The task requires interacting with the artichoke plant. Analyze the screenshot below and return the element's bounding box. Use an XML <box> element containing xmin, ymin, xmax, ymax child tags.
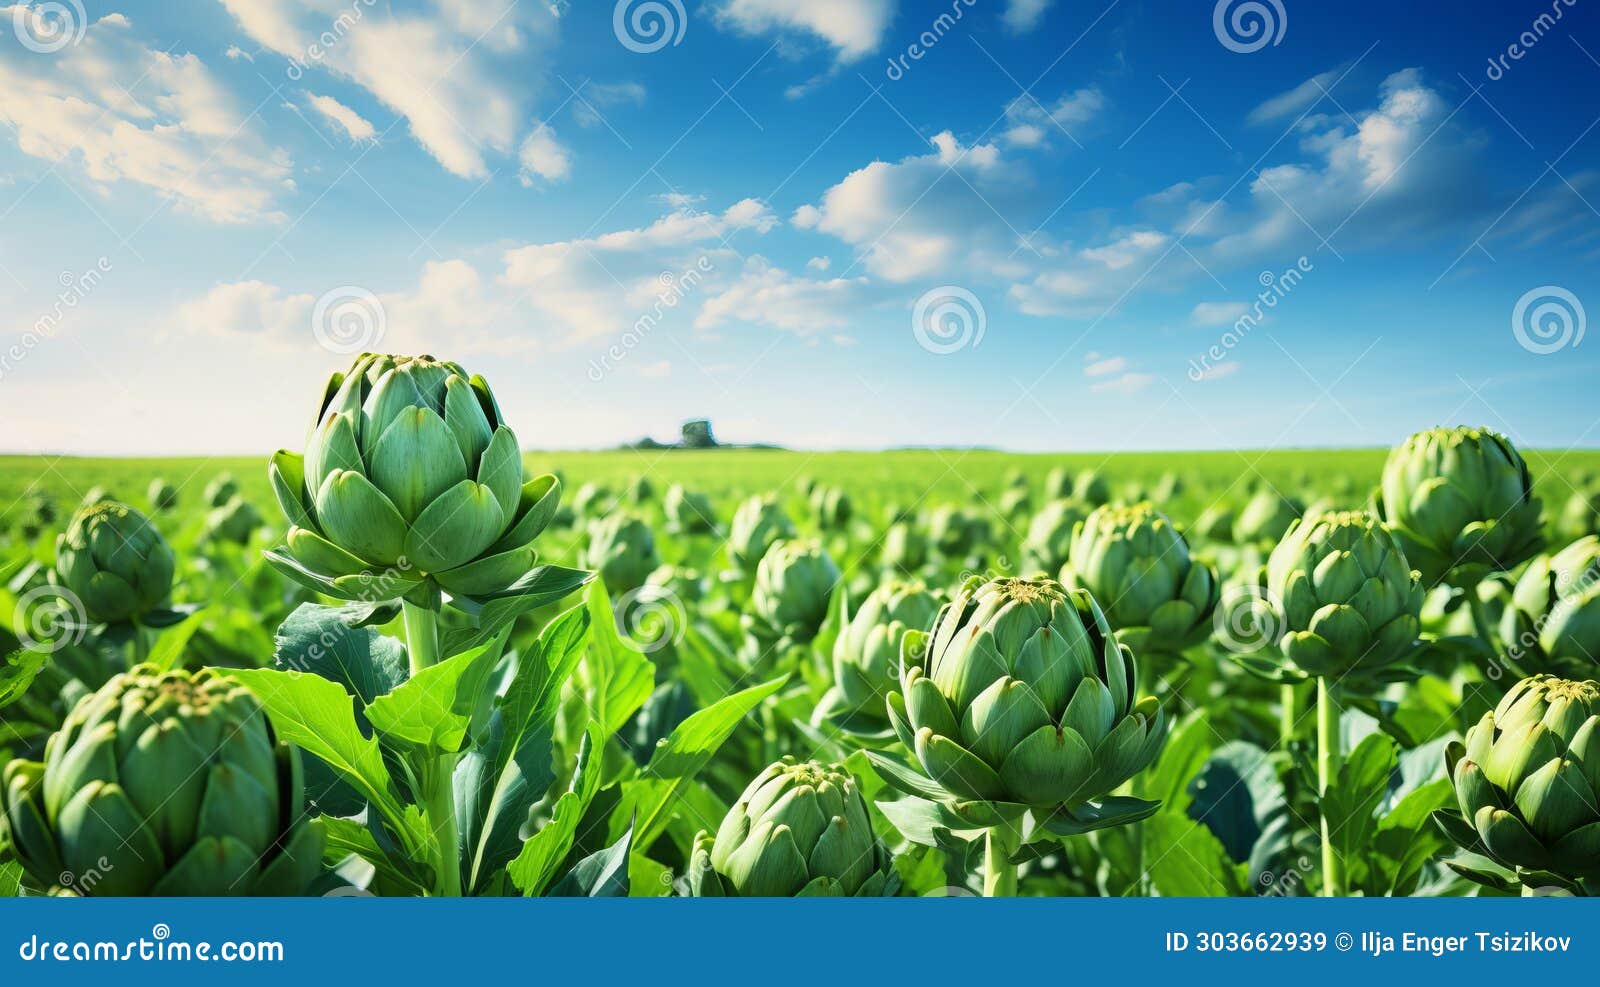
<box><xmin>54</xmin><ymin>500</ymin><xmax>175</xmax><ymax>625</ymax></box>
<box><xmin>1073</xmin><ymin>470</ymin><xmax>1111</xmax><ymax>506</ymax></box>
<box><xmin>1499</xmin><ymin>536</ymin><xmax>1600</xmax><ymax>677</ymax></box>
<box><xmin>1556</xmin><ymin>488</ymin><xmax>1599</xmax><ymax>543</ymax></box>
<box><xmin>203</xmin><ymin>472</ymin><xmax>240</xmax><ymax>508</ymax></box>
<box><xmin>687</xmin><ymin>758</ymin><xmax>897</xmax><ymax>896</ymax></box>
<box><xmin>571</xmin><ymin>482</ymin><xmax>612</xmax><ymax>519</ymax></box>
<box><xmin>1260</xmin><ymin>510</ymin><xmax>1424</xmax><ymax>684</ymax></box>
<box><xmin>881</xmin><ymin>521</ymin><xmax>928</xmax><ymax>573</ymax></box>
<box><xmin>0</xmin><ymin>666</ymin><xmax>324</xmax><ymax>895</ymax></box>
<box><xmin>1434</xmin><ymin>674</ymin><xmax>1600</xmax><ymax>895</ymax></box>
<box><xmin>1019</xmin><ymin>499</ymin><xmax>1087</xmax><ymax>574</ymax></box>
<box><xmin>204</xmin><ymin>497</ymin><xmax>263</xmax><ymax>546</ymax></box>
<box><xmin>1060</xmin><ymin>503</ymin><xmax>1219</xmax><ymax>657</ymax></box>
<box><xmin>624</xmin><ymin>474</ymin><xmax>654</xmax><ymax>504</ymax></box>
<box><xmin>146</xmin><ymin>479</ymin><xmax>179</xmax><ymax>512</ymax></box>
<box><xmin>582</xmin><ymin>514</ymin><xmax>660</xmax><ymax>597</ymax></box>
<box><xmin>1376</xmin><ymin>426</ymin><xmax>1543</xmax><ymax>588</ymax></box>
<box><xmin>726</xmin><ymin>495</ymin><xmax>796</xmax><ymax>576</ymax></box>
<box><xmin>664</xmin><ymin>484</ymin><xmax>716</xmax><ymax>534</ymax></box>
<box><xmin>927</xmin><ymin>505</ymin><xmax>990</xmax><ymax>560</ymax></box>
<box><xmin>744</xmin><ymin>538</ymin><xmax>840</xmax><ymax>653</ymax></box>
<box><xmin>998</xmin><ymin>487</ymin><xmax>1032</xmax><ymax>522</ymax></box>
<box><xmin>811</xmin><ymin>485</ymin><xmax>853</xmax><ymax>529</ymax></box>
<box><xmin>1235</xmin><ymin>487</ymin><xmax>1304</xmax><ymax>546</ymax></box>
<box><xmin>1190</xmin><ymin>504</ymin><xmax>1235</xmax><ymax>543</ymax></box>
<box><xmin>831</xmin><ymin>578</ymin><xmax>940</xmax><ymax>721</ymax></box>
<box><xmin>265</xmin><ymin>353</ymin><xmax>563</xmax><ymax>603</ymax></box>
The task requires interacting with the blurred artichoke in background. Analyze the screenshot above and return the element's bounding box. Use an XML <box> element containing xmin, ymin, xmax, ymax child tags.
<box><xmin>204</xmin><ymin>498</ymin><xmax>263</xmax><ymax>547</ymax></box>
<box><xmin>688</xmin><ymin>758</ymin><xmax>897</xmax><ymax>896</ymax></box>
<box><xmin>745</xmin><ymin>538</ymin><xmax>840</xmax><ymax>652</ymax></box>
<box><xmin>1235</xmin><ymin>487</ymin><xmax>1304</xmax><ymax>546</ymax></box>
<box><xmin>0</xmin><ymin>666</ymin><xmax>324</xmax><ymax>895</ymax></box>
<box><xmin>998</xmin><ymin>487</ymin><xmax>1032</xmax><ymax>521</ymax></box>
<box><xmin>146</xmin><ymin>479</ymin><xmax>179</xmax><ymax>513</ymax></box>
<box><xmin>1073</xmin><ymin>469</ymin><xmax>1112</xmax><ymax>506</ymax></box>
<box><xmin>726</xmin><ymin>495</ymin><xmax>796</xmax><ymax>575</ymax></box>
<box><xmin>79</xmin><ymin>486</ymin><xmax>115</xmax><ymax>508</ymax></box>
<box><xmin>1150</xmin><ymin>471</ymin><xmax>1184</xmax><ymax>503</ymax></box>
<box><xmin>54</xmin><ymin>500</ymin><xmax>175</xmax><ymax>625</ymax></box>
<box><xmin>1190</xmin><ymin>504</ymin><xmax>1235</xmax><ymax>543</ymax></box>
<box><xmin>571</xmin><ymin>482</ymin><xmax>612</xmax><ymax>518</ymax></box>
<box><xmin>1061</xmin><ymin>503</ymin><xmax>1218</xmax><ymax>657</ymax></box>
<box><xmin>646</xmin><ymin>563</ymin><xmax>709</xmax><ymax>605</ymax></box>
<box><xmin>203</xmin><ymin>473</ymin><xmax>240</xmax><ymax>508</ymax></box>
<box><xmin>927</xmin><ymin>505</ymin><xmax>991</xmax><ymax>560</ymax></box>
<box><xmin>18</xmin><ymin>495</ymin><xmax>57</xmax><ymax>541</ymax></box>
<box><xmin>1019</xmin><ymin>499</ymin><xmax>1088</xmax><ymax>574</ymax></box>
<box><xmin>1261</xmin><ymin>510</ymin><xmax>1423</xmax><ymax>683</ymax></box>
<box><xmin>885</xmin><ymin>576</ymin><xmax>1165</xmax><ymax>814</ymax></box>
<box><xmin>1377</xmin><ymin>426</ymin><xmax>1543</xmax><ymax>587</ymax></box>
<box><xmin>1045</xmin><ymin>466</ymin><xmax>1074</xmax><ymax>499</ymax></box>
<box><xmin>664</xmin><ymin>484</ymin><xmax>716</xmax><ymax>534</ymax></box>
<box><xmin>266</xmin><ymin>354</ymin><xmax>563</xmax><ymax>602</ymax></box>
<box><xmin>624</xmin><ymin>474</ymin><xmax>654</xmax><ymax>504</ymax></box>
<box><xmin>1556</xmin><ymin>488</ymin><xmax>1600</xmax><ymax>543</ymax></box>
<box><xmin>810</xmin><ymin>485</ymin><xmax>853</xmax><ymax>529</ymax></box>
<box><xmin>881</xmin><ymin>520</ymin><xmax>928</xmax><ymax>574</ymax></box>
<box><xmin>1435</xmin><ymin>674</ymin><xmax>1600</xmax><ymax>895</ymax></box>
<box><xmin>1499</xmin><ymin>536</ymin><xmax>1600</xmax><ymax>677</ymax></box>
<box><xmin>583</xmin><ymin>514</ymin><xmax>660</xmax><ymax>597</ymax></box>
<box><xmin>832</xmin><ymin>578</ymin><xmax>939</xmax><ymax>719</ymax></box>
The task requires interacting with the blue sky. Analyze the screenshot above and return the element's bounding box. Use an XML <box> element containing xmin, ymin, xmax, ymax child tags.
<box><xmin>1</xmin><ymin>0</ymin><xmax>1597</xmax><ymax>455</ymax></box>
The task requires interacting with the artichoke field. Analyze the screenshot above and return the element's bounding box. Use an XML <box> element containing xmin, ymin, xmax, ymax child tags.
<box><xmin>3</xmin><ymin>396</ymin><xmax>1599</xmax><ymax>898</ymax></box>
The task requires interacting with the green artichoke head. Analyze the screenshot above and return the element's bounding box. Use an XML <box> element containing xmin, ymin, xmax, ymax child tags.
<box><xmin>1263</xmin><ymin>510</ymin><xmax>1424</xmax><ymax>682</ymax></box>
<box><xmin>727</xmin><ymin>495</ymin><xmax>796</xmax><ymax>574</ymax></box>
<box><xmin>203</xmin><ymin>472</ymin><xmax>239</xmax><ymax>508</ymax></box>
<box><xmin>1556</xmin><ymin>488</ymin><xmax>1600</xmax><ymax>544</ymax></box>
<box><xmin>663</xmin><ymin>484</ymin><xmax>716</xmax><ymax>534</ymax></box>
<box><xmin>1</xmin><ymin>665</ymin><xmax>323</xmax><ymax>895</ymax></box>
<box><xmin>1235</xmin><ymin>487</ymin><xmax>1305</xmax><ymax>546</ymax></box>
<box><xmin>624</xmin><ymin>474</ymin><xmax>654</xmax><ymax>504</ymax></box>
<box><xmin>1061</xmin><ymin>502</ymin><xmax>1219</xmax><ymax>656</ymax></box>
<box><xmin>1020</xmin><ymin>499</ymin><xmax>1088</xmax><ymax>574</ymax></box>
<box><xmin>926</xmin><ymin>504</ymin><xmax>991</xmax><ymax>559</ymax></box>
<box><xmin>832</xmin><ymin>578</ymin><xmax>940</xmax><ymax>717</ymax></box>
<box><xmin>1440</xmin><ymin>674</ymin><xmax>1600</xmax><ymax>889</ymax></box>
<box><xmin>571</xmin><ymin>482</ymin><xmax>612</xmax><ymax>518</ymax></box>
<box><xmin>887</xmin><ymin>576</ymin><xmax>1165</xmax><ymax>813</ymax></box>
<box><xmin>1502</xmin><ymin>536</ymin><xmax>1600</xmax><ymax>677</ymax></box>
<box><xmin>688</xmin><ymin>758</ymin><xmax>897</xmax><ymax>896</ymax></box>
<box><xmin>266</xmin><ymin>353</ymin><xmax>563</xmax><ymax>602</ymax></box>
<box><xmin>54</xmin><ymin>500</ymin><xmax>175</xmax><ymax>625</ymax></box>
<box><xmin>1073</xmin><ymin>469</ymin><xmax>1112</xmax><ymax>506</ymax></box>
<box><xmin>204</xmin><ymin>497</ymin><xmax>264</xmax><ymax>547</ymax></box>
<box><xmin>646</xmin><ymin>563</ymin><xmax>708</xmax><ymax>604</ymax></box>
<box><xmin>998</xmin><ymin>487</ymin><xmax>1033</xmax><ymax>521</ymax></box>
<box><xmin>1377</xmin><ymin>426</ymin><xmax>1544</xmax><ymax>587</ymax></box>
<box><xmin>146</xmin><ymin>479</ymin><xmax>179</xmax><ymax>512</ymax></box>
<box><xmin>1191</xmin><ymin>504</ymin><xmax>1236</xmax><ymax>543</ymax></box>
<box><xmin>810</xmin><ymin>485</ymin><xmax>853</xmax><ymax>529</ymax></box>
<box><xmin>882</xmin><ymin>520</ymin><xmax>928</xmax><ymax>573</ymax></box>
<box><xmin>747</xmin><ymin>538</ymin><xmax>841</xmax><ymax>648</ymax></box>
<box><xmin>582</xmin><ymin>513</ymin><xmax>660</xmax><ymax>597</ymax></box>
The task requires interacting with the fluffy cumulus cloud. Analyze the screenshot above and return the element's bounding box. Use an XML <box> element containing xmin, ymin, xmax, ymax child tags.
<box><xmin>695</xmin><ymin>256</ymin><xmax>873</xmax><ymax>335</ymax></box>
<box><xmin>1191</xmin><ymin>301</ymin><xmax>1251</xmax><ymax>326</ymax></box>
<box><xmin>518</xmin><ymin>123</ymin><xmax>571</xmax><ymax>184</ymax></box>
<box><xmin>0</xmin><ymin>9</ymin><xmax>293</xmax><ymax>223</ymax></box>
<box><xmin>713</xmin><ymin>0</ymin><xmax>895</xmax><ymax>62</ymax></box>
<box><xmin>215</xmin><ymin>0</ymin><xmax>560</xmax><ymax>180</ymax></box>
<box><xmin>1082</xmin><ymin>353</ymin><xmax>1153</xmax><ymax>394</ymax></box>
<box><xmin>1002</xmin><ymin>0</ymin><xmax>1052</xmax><ymax>32</ymax></box>
<box><xmin>1002</xmin><ymin>88</ymin><xmax>1103</xmax><ymax>147</ymax></box>
<box><xmin>304</xmin><ymin>92</ymin><xmax>376</xmax><ymax>142</ymax></box>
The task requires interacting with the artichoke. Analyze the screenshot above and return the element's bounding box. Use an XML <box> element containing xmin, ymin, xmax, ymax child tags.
<box><xmin>811</xmin><ymin>485</ymin><xmax>853</xmax><ymax>529</ymax></box>
<box><xmin>1435</xmin><ymin>674</ymin><xmax>1600</xmax><ymax>894</ymax></box>
<box><xmin>582</xmin><ymin>514</ymin><xmax>660</xmax><ymax>597</ymax></box>
<box><xmin>832</xmin><ymin>578</ymin><xmax>940</xmax><ymax>719</ymax></box>
<box><xmin>146</xmin><ymin>479</ymin><xmax>179</xmax><ymax>512</ymax></box>
<box><xmin>1261</xmin><ymin>510</ymin><xmax>1423</xmax><ymax>682</ymax></box>
<box><xmin>1061</xmin><ymin>503</ymin><xmax>1219</xmax><ymax>656</ymax></box>
<box><xmin>624</xmin><ymin>474</ymin><xmax>654</xmax><ymax>504</ymax></box>
<box><xmin>1556</xmin><ymin>488</ymin><xmax>1599</xmax><ymax>543</ymax></box>
<box><xmin>927</xmin><ymin>505</ymin><xmax>990</xmax><ymax>559</ymax></box>
<box><xmin>1235</xmin><ymin>487</ymin><xmax>1304</xmax><ymax>546</ymax></box>
<box><xmin>204</xmin><ymin>498</ymin><xmax>263</xmax><ymax>546</ymax></box>
<box><xmin>881</xmin><ymin>521</ymin><xmax>928</xmax><ymax>573</ymax></box>
<box><xmin>1377</xmin><ymin>426</ymin><xmax>1543</xmax><ymax>587</ymax></box>
<box><xmin>1</xmin><ymin>666</ymin><xmax>324</xmax><ymax>895</ymax></box>
<box><xmin>745</xmin><ymin>539</ymin><xmax>840</xmax><ymax>651</ymax></box>
<box><xmin>54</xmin><ymin>500</ymin><xmax>175</xmax><ymax>625</ymax></box>
<box><xmin>571</xmin><ymin>482</ymin><xmax>612</xmax><ymax>518</ymax></box>
<box><xmin>266</xmin><ymin>353</ymin><xmax>563</xmax><ymax>602</ymax></box>
<box><xmin>726</xmin><ymin>496</ymin><xmax>796</xmax><ymax>575</ymax></box>
<box><xmin>1019</xmin><ymin>499</ymin><xmax>1088</xmax><ymax>574</ymax></box>
<box><xmin>1499</xmin><ymin>536</ymin><xmax>1600</xmax><ymax>677</ymax></box>
<box><xmin>687</xmin><ymin>758</ymin><xmax>897</xmax><ymax>896</ymax></box>
<box><xmin>646</xmin><ymin>563</ymin><xmax>708</xmax><ymax>604</ymax></box>
<box><xmin>203</xmin><ymin>472</ymin><xmax>240</xmax><ymax>508</ymax></box>
<box><xmin>663</xmin><ymin>484</ymin><xmax>716</xmax><ymax>534</ymax></box>
<box><xmin>1073</xmin><ymin>469</ymin><xmax>1112</xmax><ymax>506</ymax></box>
<box><xmin>998</xmin><ymin>487</ymin><xmax>1033</xmax><ymax>522</ymax></box>
<box><xmin>1190</xmin><ymin>504</ymin><xmax>1235</xmax><ymax>543</ymax></box>
<box><xmin>885</xmin><ymin>576</ymin><xmax>1165</xmax><ymax>814</ymax></box>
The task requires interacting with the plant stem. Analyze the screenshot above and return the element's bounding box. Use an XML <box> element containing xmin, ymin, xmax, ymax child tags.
<box><xmin>1279</xmin><ymin>682</ymin><xmax>1298</xmax><ymax>745</ymax></box>
<box><xmin>1317</xmin><ymin>676</ymin><xmax>1344</xmax><ymax>898</ymax></box>
<box><xmin>983</xmin><ymin>826</ymin><xmax>1019</xmax><ymax>897</ymax></box>
<box><xmin>401</xmin><ymin>601</ymin><xmax>460</xmax><ymax>897</ymax></box>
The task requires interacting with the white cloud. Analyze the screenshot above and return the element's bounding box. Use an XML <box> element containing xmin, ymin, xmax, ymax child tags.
<box><xmin>1248</xmin><ymin>67</ymin><xmax>1345</xmax><ymax>126</ymax></box>
<box><xmin>1083</xmin><ymin>355</ymin><xmax>1129</xmax><ymax>377</ymax></box>
<box><xmin>695</xmin><ymin>256</ymin><xmax>872</xmax><ymax>336</ymax></box>
<box><xmin>635</xmin><ymin>360</ymin><xmax>672</xmax><ymax>378</ymax></box>
<box><xmin>1092</xmin><ymin>372</ymin><xmax>1155</xmax><ymax>394</ymax></box>
<box><xmin>1193</xmin><ymin>362</ymin><xmax>1241</xmax><ymax>382</ymax></box>
<box><xmin>0</xmin><ymin>10</ymin><xmax>293</xmax><ymax>223</ymax></box>
<box><xmin>1002</xmin><ymin>0</ymin><xmax>1052</xmax><ymax>32</ymax></box>
<box><xmin>224</xmin><ymin>44</ymin><xmax>253</xmax><ymax>61</ymax></box>
<box><xmin>806</xmin><ymin>256</ymin><xmax>831</xmax><ymax>271</ymax></box>
<box><xmin>1002</xmin><ymin>88</ymin><xmax>1103</xmax><ymax>146</ymax></box>
<box><xmin>305</xmin><ymin>93</ymin><xmax>376</xmax><ymax>142</ymax></box>
<box><xmin>571</xmin><ymin>82</ymin><xmax>646</xmax><ymax>128</ymax></box>
<box><xmin>519</xmin><ymin>123</ymin><xmax>571</xmax><ymax>183</ymax></box>
<box><xmin>178</xmin><ymin>280</ymin><xmax>312</xmax><ymax>335</ymax></box>
<box><xmin>713</xmin><ymin>0</ymin><xmax>894</xmax><ymax>62</ymax></box>
<box><xmin>1191</xmin><ymin>301</ymin><xmax>1250</xmax><ymax>326</ymax></box>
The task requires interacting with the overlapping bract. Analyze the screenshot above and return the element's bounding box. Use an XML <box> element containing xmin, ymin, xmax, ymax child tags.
<box><xmin>663</xmin><ymin>484</ymin><xmax>715</xmax><ymax>534</ymax></box>
<box><xmin>886</xmin><ymin>576</ymin><xmax>1165</xmax><ymax>812</ymax></box>
<box><xmin>745</xmin><ymin>538</ymin><xmax>840</xmax><ymax>651</ymax></box>
<box><xmin>1437</xmin><ymin>675</ymin><xmax>1600</xmax><ymax>892</ymax></box>
<box><xmin>1061</xmin><ymin>503</ymin><xmax>1218</xmax><ymax>656</ymax></box>
<box><xmin>1263</xmin><ymin>510</ymin><xmax>1423</xmax><ymax>682</ymax></box>
<box><xmin>266</xmin><ymin>353</ymin><xmax>562</xmax><ymax>601</ymax></box>
<box><xmin>832</xmin><ymin>578</ymin><xmax>940</xmax><ymax>719</ymax></box>
<box><xmin>1500</xmin><ymin>535</ymin><xmax>1600</xmax><ymax>678</ymax></box>
<box><xmin>54</xmin><ymin>500</ymin><xmax>175</xmax><ymax>625</ymax></box>
<box><xmin>1235</xmin><ymin>487</ymin><xmax>1304</xmax><ymax>546</ymax></box>
<box><xmin>688</xmin><ymin>758</ymin><xmax>897</xmax><ymax>896</ymax></box>
<box><xmin>1377</xmin><ymin>426</ymin><xmax>1543</xmax><ymax>587</ymax></box>
<box><xmin>582</xmin><ymin>514</ymin><xmax>659</xmax><ymax>596</ymax></box>
<box><xmin>726</xmin><ymin>495</ymin><xmax>796</xmax><ymax>575</ymax></box>
<box><xmin>1</xmin><ymin>666</ymin><xmax>323</xmax><ymax>895</ymax></box>
<box><xmin>1020</xmin><ymin>499</ymin><xmax>1088</xmax><ymax>574</ymax></box>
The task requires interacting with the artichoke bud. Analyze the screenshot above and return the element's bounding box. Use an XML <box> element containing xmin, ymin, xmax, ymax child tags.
<box><xmin>689</xmin><ymin>758</ymin><xmax>897</xmax><ymax>896</ymax></box>
<box><xmin>1</xmin><ymin>666</ymin><xmax>324</xmax><ymax>896</ymax></box>
<box><xmin>146</xmin><ymin>479</ymin><xmax>179</xmax><ymax>512</ymax></box>
<box><xmin>746</xmin><ymin>539</ymin><xmax>840</xmax><ymax>649</ymax></box>
<box><xmin>1501</xmin><ymin>536</ymin><xmax>1600</xmax><ymax>677</ymax></box>
<box><xmin>1020</xmin><ymin>499</ymin><xmax>1088</xmax><ymax>573</ymax></box>
<box><xmin>203</xmin><ymin>473</ymin><xmax>240</xmax><ymax>508</ymax></box>
<box><xmin>266</xmin><ymin>353</ymin><xmax>564</xmax><ymax>601</ymax></box>
<box><xmin>832</xmin><ymin>579</ymin><xmax>940</xmax><ymax>717</ymax></box>
<box><xmin>581</xmin><ymin>514</ymin><xmax>660</xmax><ymax>596</ymax></box>
<box><xmin>810</xmin><ymin>486</ymin><xmax>853</xmax><ymax>529</ymax></box>
<box><xmin>1263</xmin><ymin>510</ymin><xmax>1424</xmax><ymax>682</ymax></box>
<box><xmin>882</xmin><ymin>521</ymin><xmax>928</xmax><ymax>573</ymax></box>
<box><xmin>53</xmin><ymin>500</ymin><xmax>175</xmax><ymax>625</ymax></box>
<box><xmin>1235</xmin><ymin>487</ymin><xmax>1305</xmax><ymax>546</ymax></box>
<box><xmin>888</xmin><ymin>576</ymin><xmax>1166</xmax><ymax>812</ymax></box>
<box><xmin>204</xmin><ymin>498</ymin><xmax>263</xmax><ymax>546</ymax></box>
<box><xmin>1060</xmin><ymin>502</ymin><xmax>1218</xmax><ymax>656</ymax></box>
<box><xmin>926</xmin><ymin>505</ymin><xmax>991</xmax><ymax>559</ymax></box>
<box><xmin>664</xmin><ymin>484</ymin><xmax>716</xmax><ymax>534</ymax></box>
<box><xmin>726</xmin><ymin>496</ymin><xmax>796</xmax><ymax>575</ymax></box>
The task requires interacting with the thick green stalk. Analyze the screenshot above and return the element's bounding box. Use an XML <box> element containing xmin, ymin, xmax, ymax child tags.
<box><xmin>983</xmin><ymin>826</ymin><xmax>1019</xmax><ymax>897</ymax></box>
<box><xmin>1279</xmin><ymin>682</ymin><xmax>1298</xmax><ymax>745</ymax></box>
<box><xmin>402</xmin><ymin>601</ymin><xmax>460</xmax><ymax>897</ymax></box>
<box><xmin>1317</xmin><ymin>677</ymin><xmax>1344</xmax><ymax>897</ymax></box>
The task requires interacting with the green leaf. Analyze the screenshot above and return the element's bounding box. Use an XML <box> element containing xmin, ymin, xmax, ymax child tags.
<box><xmin>0</xmin><ymin>859</ymin><xmax>22</xmax><ymax>897</ymax></box>
<box><xmin>1321</xmin><ymin>732</ymin><xmax>1397</xmax><ymax>890</ymax></box>
<box><xmin>142</xmin><ymin>610</ymin><xmax>206</xmax><ymax>673</ymax></box>
<box><xmin>1143</xmin><ymin>812</ymin><xmax>1249</xmax><ymax>896</ymax></box>
<box><xmin>548</xmin><ymin>820</ymin><xmax>633</xmax><ymax>897</ymax></box>
<box><xmin>0</xmin><ymin>649</ymin><xmax>47</xmax><ymax>709</ymax></box>
<box><xmin>507</xmin><ymin>725</ymin><xmax>603</xmax><ymax>896</ymax></box>
<box><xmin>1137</xmin><ymin>708</ymin><xmax>1213</xmax><ymax>811</ymax></box>
<box><xmin>365</xmin><ymin>640</ymin><xmax>499</xmax><ymax>753</ymax></box>
<box><xmin>579</xmin><ymin>579</ymin><xmax>655</xmax><ymax>738</ymax></box>
<box><xmin>272</xmin><ymin>602</ymin><xmax>408</xmax><ymax>704</ymax></box>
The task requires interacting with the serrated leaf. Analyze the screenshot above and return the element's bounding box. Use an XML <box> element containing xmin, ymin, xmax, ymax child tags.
<box><xmin>272</xmin><ymin>602</ymin><xmax>408</xmax><ymax>703</ymax></box>
<box><xmin>579</xmin><ymin>579</ymin><xmax>655</xmax><ymax>737</ymax></box>
<box><xmin>365</xmin><ymin>640</ymin><xmax>499</xmax><ymax>753</ymax></box>
<box><xmin>548</xmin><ymin>820</ymin><xmax>632</xmax><ymax>897</ymax></box>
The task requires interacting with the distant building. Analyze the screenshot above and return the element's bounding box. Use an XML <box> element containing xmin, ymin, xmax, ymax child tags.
<box><xmin>681</xmin><ymin>419</ymin><xmax>716</xmax><ymax>448</ymax></box>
